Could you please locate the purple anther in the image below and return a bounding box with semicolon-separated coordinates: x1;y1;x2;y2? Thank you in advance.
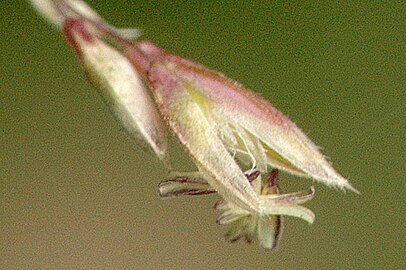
267;169;280;187
245;169;260;182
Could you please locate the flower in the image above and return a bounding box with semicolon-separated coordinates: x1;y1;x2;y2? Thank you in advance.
159;169;315;250
31;0;166;160
146;53;357;215
31;0;357;250
145;52;357;190
56;16;169;162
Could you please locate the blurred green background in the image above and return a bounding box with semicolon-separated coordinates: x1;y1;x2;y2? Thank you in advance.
1;1;405;269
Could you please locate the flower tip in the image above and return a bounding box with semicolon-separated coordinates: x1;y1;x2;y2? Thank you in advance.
328;173;359;194
319;169;358;194
340;182;360;194
114;27;143;40
300;210;315;225
30;0;64;27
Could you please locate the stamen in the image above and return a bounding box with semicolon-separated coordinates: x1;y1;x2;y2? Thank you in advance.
267;169;280;187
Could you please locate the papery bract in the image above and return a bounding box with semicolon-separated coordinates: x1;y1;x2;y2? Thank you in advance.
147;58;323;216
148;60;263;212
144;50;356;192
63;19;168;162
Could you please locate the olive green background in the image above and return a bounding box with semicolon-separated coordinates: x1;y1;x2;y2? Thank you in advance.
1;1;405;269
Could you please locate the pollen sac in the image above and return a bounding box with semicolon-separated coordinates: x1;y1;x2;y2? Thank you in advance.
63;19;168;162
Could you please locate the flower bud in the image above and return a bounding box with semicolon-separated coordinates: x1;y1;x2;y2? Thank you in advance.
64;19;168;162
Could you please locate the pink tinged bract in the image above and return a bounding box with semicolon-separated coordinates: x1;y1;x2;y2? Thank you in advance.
148;60;315;218
148;61;263;213
147;54;357;193
63;19;168;162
